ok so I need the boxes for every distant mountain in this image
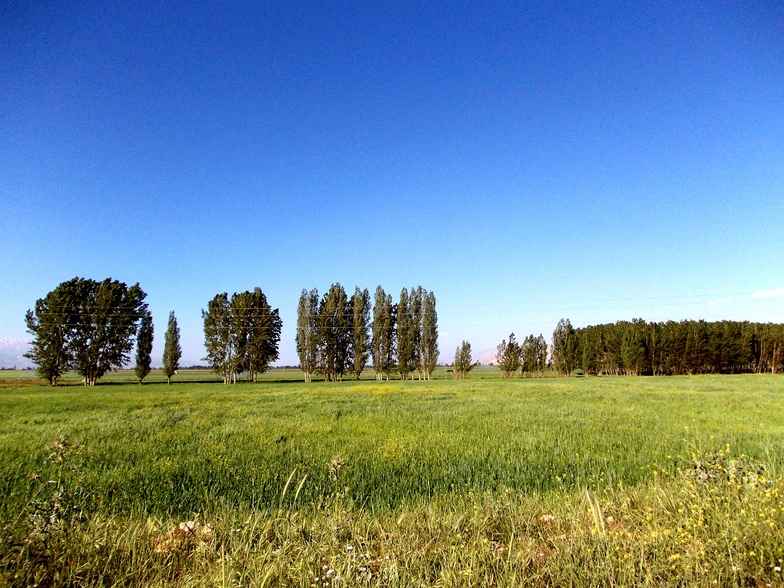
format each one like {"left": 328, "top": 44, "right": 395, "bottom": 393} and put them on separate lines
{"left": 474, "top": 347, "right": 497, "bottom": 366}
{"left": 0, "top": 337, "right": 33, "bottom": 369}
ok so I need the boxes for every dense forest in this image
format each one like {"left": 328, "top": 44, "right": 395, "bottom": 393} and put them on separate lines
{"left": 550, "top": 318, "right": 784, "bottom": 376}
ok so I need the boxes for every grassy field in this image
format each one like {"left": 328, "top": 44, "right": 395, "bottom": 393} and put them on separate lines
{"left": 1, "top": 371, "right": 783, "bottom": 586}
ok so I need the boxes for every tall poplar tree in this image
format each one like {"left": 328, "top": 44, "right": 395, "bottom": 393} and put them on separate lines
{"left": 203, "top": 293, "right": 235, "bottom": 384}
{"left": 421, "top": 291, "right": 439, "bottom": 380}
{"left": 552, "top": 318, "right": 577, "bottom": 377}
{"left": 371, "top": 286, "right": 386, "bottom": 381}
{"left": 496, "top": 333, "right": 522, "bottom": 378}
{"left": 296, "top": 288, "right": 319, "bottom": 382}
{"left": 409, "top": 286, "right": 424, "bottom": 379}
{"left": 350, "top": 287, "right": 371, "bottom": 379}
{"left": 134, "top": 310, "right": 154, "bottom": 384}
{"left": 162, "top": 311, "right": 181, "bottom": 384}
{"left": 372, "top": 291, "right": 397, "bottom": 380}
{"left": 521, "top": 334, "right": 537, "bottom": 375}
{"left": 536, "top": 334, "right": 548, "bottom": 372}
{"left": 396, "top": 288, "right": 413, "bottom": 379}
{"left": 318, "top": 283, "right": 351, "bottom": 381}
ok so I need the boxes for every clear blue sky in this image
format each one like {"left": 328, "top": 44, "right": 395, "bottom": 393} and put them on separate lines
{"left": 1, "top": 1, "right": 782, "bottom": 366}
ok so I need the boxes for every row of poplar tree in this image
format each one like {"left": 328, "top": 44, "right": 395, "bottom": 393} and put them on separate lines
{"left": 549, "top": 318, "right": 784, "bottom": 376}
{"left": 295, "top": 285, "right": 438, "bottom": 382}
{"left": 24, "top": 277, "right": 182, "bottom": 386}
{"left": 26, "top": 278, "right": 783, "bottom": 385}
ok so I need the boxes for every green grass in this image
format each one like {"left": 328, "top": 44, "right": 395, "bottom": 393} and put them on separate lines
{"left": 1, "top": 373, "right": 783, "bottom": 586}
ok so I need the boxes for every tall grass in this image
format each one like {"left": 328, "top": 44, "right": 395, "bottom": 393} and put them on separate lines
{"left": 1, "top": 374, "right": 782, "bottom": 585}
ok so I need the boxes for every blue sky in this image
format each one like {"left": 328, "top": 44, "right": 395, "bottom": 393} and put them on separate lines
{"left": 1, "top": 1, "right": 782, "bottom": 366}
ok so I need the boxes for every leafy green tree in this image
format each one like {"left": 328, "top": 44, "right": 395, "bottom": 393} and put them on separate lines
{"left": 232, "top": 288, "right": 281, "bottom": 382}
{"left": 519, "top": 334, "right": 548, "bottom": 374}
{"left": 370, "top": 288, "right": 396, "bottom": 381}
{"left": 162, "top": 311, "right": 181, "bottom": 384}
{"left": 421, "top": 291, "right": 439, "bottom": 380}
{"left": 536, "top": 334, "right": 548, "bottom": 372}
{"left": 382, "top": 298, "right": 397, "bottom": 380}
{"left": 296, "top": 288, "right": 319, "bottom": 382}
{"left": 619, "top": 319, "right": 647, "bottom": 376}
{"left": 496, "top": 333, "right": 522, "bottom": 378}
{"left": 350, "top": 287, "right": 371, "bottom": 379}
{"left": 246, "top": 288, "right": 282, "bottom": 380}
{"left": 204, "top": 289, "right": 282, "bottom": 384}
{"left": 371, "top": 286, "right": 397, "bottom": 381}
{"left": 396, "top": 288, "right": 414, "bottom": 380}
{"left": 552, "top": 318, "right": 577, "bottom": 377}
{"left": 371, "top": 286, "right": 385, "bottom": 381}
{"left": 454, "top": 340, "right": 475, "bottom": 379}
{"left": 24, "top": 282, "right": 75, "bottom": 385}
{"left": 69, "top": 278, "right": 148, "bottom": 386}
{"left": 134, "top": 310, "right": 154, "bottom": 384}
{"left": 25, "top": 277, "right": 148, "bottom": 386}
{"left": 409, "top": 287, "right": 424, "bottom": 379}
{"left": 318, "top": 283, "right": 351, "bottom": 381}
{"left": 203, "top": 293, "right": 235, "bottom": 384}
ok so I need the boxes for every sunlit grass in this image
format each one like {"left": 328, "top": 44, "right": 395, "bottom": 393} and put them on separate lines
{"left": 1, "top": 374, "right": 782, "bottom": 585}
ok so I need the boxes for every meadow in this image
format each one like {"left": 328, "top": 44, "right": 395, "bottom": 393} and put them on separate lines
{"left": 1, "top": 370, "right": 783, "bottom": 586}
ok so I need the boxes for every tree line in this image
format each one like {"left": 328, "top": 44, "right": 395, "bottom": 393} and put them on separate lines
{"left": 296, "top": 285, "right": 438, "bottom": 382}
{"left": 549, "top": 318, "right": 784, "bottom": 376}
{"left": 25, "top": 278, "right": 784, "bottom": 385}
{"left": 24, "top": 277, "right": 181, "bottom": 385}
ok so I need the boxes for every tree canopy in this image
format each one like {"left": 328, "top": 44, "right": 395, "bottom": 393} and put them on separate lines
{"left": 203, "top": 289, "right": 281, "bottom": 384}
{"left": 318, "top": 283, "right": 352, "bottom": 381}
{"left": 134, "top": 310, "right": 154, "bottom": 384}
{"left": 162, "top": 311, "right": 182, "bottom": 384}
{"left": 571, "top": 318, "right": 784, "bottom": 376}
{"left": 296, "top": 284, "right": 438, "bottom": 382}
{"left": 296, "top": 288, "right": 320, "bottom": 383}
{"left": 371, "top": 286, "right": 397, "bottom": 381}
{"left": 350, "top": 287, "right": 372, "bottom": 380}
{"left": 496, "top": 333, "right": 522, "bottom": 378}
{"left": 454, "top": 340, "right": 475, "bottom": 379}
{"left": 25, "top": 277, "right": 148, "bottom": 385}
{"left": 552, "top": 318, "right": 578, "bottom": 377}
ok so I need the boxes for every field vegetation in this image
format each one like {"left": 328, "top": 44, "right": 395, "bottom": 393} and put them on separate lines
{"left": 1, "top": 371, "right": 783, "bottom": 586}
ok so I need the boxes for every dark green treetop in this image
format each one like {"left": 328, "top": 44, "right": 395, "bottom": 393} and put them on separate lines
{"left": 134, "top": 310, "right": 154, "bottom": 384}
{"left": 25, "top": 277, "right": 148, "bottom": 386}
{"left": 350, "top": 287, "right": 371, "bottom": 380}
{"left": 162, "top": 311, "right": 182, "bottom": 384}
{"left": 454, "top": 340, "right": 475, "bottom": 379}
